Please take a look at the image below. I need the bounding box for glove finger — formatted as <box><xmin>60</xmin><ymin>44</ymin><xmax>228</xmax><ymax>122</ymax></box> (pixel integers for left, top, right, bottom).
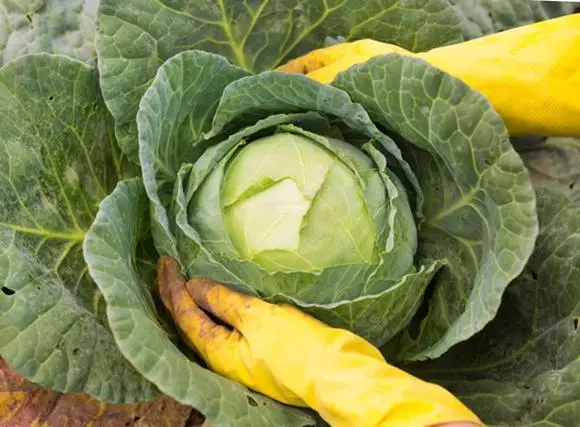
<box><xmin>155</xmin><ymin>256</ymin><xmax>184</xmax><ymax>313</ymax></box>
<box><xmin>186</xmin><ymin>277</ymin><xmax>263</xmax><ymax>331</ymax></box>
<box><xmin>171</xmin><ymin>286</ymin><xmax>241</xmax><ymax>365</ymax></box>
<box><xmin>155</xmin><ymin>256</ymin><xmax>238</xmax><ymax>359</ymax></box>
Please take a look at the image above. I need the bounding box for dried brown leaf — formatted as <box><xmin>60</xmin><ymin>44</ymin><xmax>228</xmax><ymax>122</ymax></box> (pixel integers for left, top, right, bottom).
<box><xmin>0</xmin><ymin>359</ymin><xmax>208</xmax><ymax>427</ymax></box>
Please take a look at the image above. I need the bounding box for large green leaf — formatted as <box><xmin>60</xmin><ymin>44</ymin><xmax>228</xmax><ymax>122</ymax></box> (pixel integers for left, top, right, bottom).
<box><xmin>405</xmin><ymin>189</ymin><xmax>580</xmax><ymax>426</ymax></box>
<box><xmin>0</xmin><ymin>54</ymin><xmax>156</xmax><ymax>402</ymax></box>
<box><xmin>84</xmin><ymin>178</ymin><xmax>315</xmax><ymax>427</ymax></box>
<box><xmin>96</xmin><ymin>0</ymin><xmax>468</xmax><ymax>162</ymax></box>
<box><xmin>0</xmin><ymin>0</ymin><xmax>99</xmax><ymax>66</ymax></box>
<box><xmin>334</xmin><ymin>54</ymin><xmax>538</xmax><ymax>360</ymax></box>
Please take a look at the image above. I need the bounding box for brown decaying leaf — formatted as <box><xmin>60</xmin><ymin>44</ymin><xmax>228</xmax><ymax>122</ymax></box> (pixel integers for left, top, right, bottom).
<box><xmin>0</xmin><ymin>359</ymin><xmax>208</xmax><ymax>427</ymax></box>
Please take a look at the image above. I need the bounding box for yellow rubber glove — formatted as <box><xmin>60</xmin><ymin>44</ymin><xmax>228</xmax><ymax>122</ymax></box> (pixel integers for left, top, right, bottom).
<box><xmin>156</xmin><ymin>257</ymin><xmax>482</xmax><ymax>427</ymax></box>
<box><xmin>279</xmin><ymin>14</ymin><xmax>580</xmax><ymax>137</ymax></box>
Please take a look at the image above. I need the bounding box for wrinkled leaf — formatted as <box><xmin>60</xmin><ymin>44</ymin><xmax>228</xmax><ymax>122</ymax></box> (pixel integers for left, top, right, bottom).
<box><xmin>0</xmin><ymin>0</ymin><xmax>99</xmax><ymax>66</ymax></box>
<box><xmin>84</xmin><ymin>178</ymin><xmax>315</xmax><ymax>427</ymax></box>
<box><xmin>96</xmin><ymin>0</ymin><xmax>468</xmax><ymax>162</ymax></box>
<box><xmin>138</xmin><ymin>50</ymin><xmax>250</xmax><ymax>262</ymax></box>
<box><xmin>272</xmin><ymin>262</ymin><xmax>441</xmax><ymax>346</ymax></box>
<box><xmin>406</xmin><ymin>189</ymin><xmax>580</xmax><ymax>426</ymax></box>
<box><xmin>0</xmin><ymin>358</ymin><xmax>205</xmax><ymax>426</ymax></box>
<box><xmin>0</xmin><ymin>53</ymin><xmax>155</xmax><ymax>402</ymax></box>
<box><xmin>334</xmin><ymin>54</ymin><xmax>538</xmax><ymax>360</ymax></box>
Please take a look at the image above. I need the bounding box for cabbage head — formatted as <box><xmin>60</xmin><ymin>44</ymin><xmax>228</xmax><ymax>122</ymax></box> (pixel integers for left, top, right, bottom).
<box><xmin>132</xmin><ymin>50</ymin><xmax>538</xmax><ymax>358</ymax></box>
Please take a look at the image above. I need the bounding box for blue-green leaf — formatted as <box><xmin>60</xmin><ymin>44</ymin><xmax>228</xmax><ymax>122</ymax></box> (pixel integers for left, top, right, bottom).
<box><xmin>0</xmin><ymin>53</ymin><xmax>155</xmax><ymax>402</ymax></box>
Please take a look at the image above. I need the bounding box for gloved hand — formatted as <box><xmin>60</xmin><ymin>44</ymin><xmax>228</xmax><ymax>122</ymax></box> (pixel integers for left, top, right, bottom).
<box><xmin>279</xmin><ymin>14</ymin><xmax>580</xmax><ymax>137</ymax></box>
<box><xmin>156</xmin><ymin>257</ymin><xmax>482</xmax><ymax>427</ymax></box>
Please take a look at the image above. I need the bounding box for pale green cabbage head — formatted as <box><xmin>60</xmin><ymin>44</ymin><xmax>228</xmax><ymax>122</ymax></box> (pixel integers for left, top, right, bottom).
<box><xmin>194</xmin><ymin>132</ymin><xmax>395</xmax><ymax>275</ymax></box>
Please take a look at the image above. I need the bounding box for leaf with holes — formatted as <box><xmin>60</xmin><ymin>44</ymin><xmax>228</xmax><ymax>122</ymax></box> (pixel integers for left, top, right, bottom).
<box><xmin>0</xmin><ymin>53</ymin><xmax>157</xmax><ymax>402</ymax></box>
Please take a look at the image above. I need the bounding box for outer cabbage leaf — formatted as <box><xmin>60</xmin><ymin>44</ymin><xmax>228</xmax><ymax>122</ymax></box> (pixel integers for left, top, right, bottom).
<box><xmin>96</xmin><ymin>0</ymin><xmax>468</xmax><ymax>162</ymax></box>
<box><xmin>84</xmin><ymin>178</ymin><xmax>315</xmax><ymax>427</ymax></box>
<box><xmin>405</xmin><ymin>188</ymin><xmax>580</xmax><ymax>426</ymax></box>
<box><xmin>0</xmin><ymin>54</ymin><xmax>156</xmax><ymax>402</ymax></box>
<box><xmin>333</xmin><ymin>54</ymin><xmax>538</xmax><ymax>360</ymax></box>
<box><xmin>0</xmin><ymin>0</ymin><xmax>99</xmax><ymax>66</ymax></box>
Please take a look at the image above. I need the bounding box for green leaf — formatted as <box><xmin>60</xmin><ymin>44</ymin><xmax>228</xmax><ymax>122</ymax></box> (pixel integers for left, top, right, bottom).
<box><xmin>405</xmin><ymin>189</ymin><xmax>580</xmax><ymax>426</ymax></box>
<box><xmin>518</xmin><ymin>137</ymin><xmax>580</xmax><ymax>208</ymax></box>
<box><xmin>0</xmin><ymin>53</ymin><xmax>155</xmax><ymax>402</ymax></box>
<box><xmin>137</xmin><ymin>50</ymin><xmax>250</xmax><ymax>261</ymax></box>
<box><xmin>0</xmin><ymin>0</ymin><xmax>99</xmax><ymax>66</ymax></box>
<box><xmin>84</xmin><ymin>178</ymin><xmax>315</xmax><ymax>427</ymax></box>
<box><xmin>273</xmin><ymin>261</ymin><xmax>442</xmax><ymax>346</ymax></box>
<box><xmin>96</xmin><ymin>0</ymin><xmax>468</xmax><ymax>162</ymax></box>
<box><xmin>334</xmin><ymin>54</ymin><xmax>538</xmax><ymax>360</ymax></box>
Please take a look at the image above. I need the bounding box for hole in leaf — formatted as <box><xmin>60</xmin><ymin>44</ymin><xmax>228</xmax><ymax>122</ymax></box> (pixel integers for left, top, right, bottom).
<box><xmin>574</xmin><ymin>318</ymin><xmax>579</xmax><ymax>332</ymax></box>
<box><xmin>246</xmin><ymin>395</ymin><xmax>258</xmax><ymax>407</ymax></box>
<box><xmin>48</xmin><ymin>96</ymin><xmax>54</xmax><ymax>102</ymax></box>
<box><xmin>1</xmin><ymin>286</ymin><xmax>15</xmax><ymax>296</ymax></box>
<box><xmin>72</xmin><ymin>348</ymin><xmax>80</xmax><ymax>356</ymax></box>
<box><xmin>26</xmin><ymin>14</ymin><xmax>33</xmax><ymax>24</ymax></box>
<box><xmin>569</xmin><ymin>181</ymin><xmax>576</xmax><ymax>190</ymax></box>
